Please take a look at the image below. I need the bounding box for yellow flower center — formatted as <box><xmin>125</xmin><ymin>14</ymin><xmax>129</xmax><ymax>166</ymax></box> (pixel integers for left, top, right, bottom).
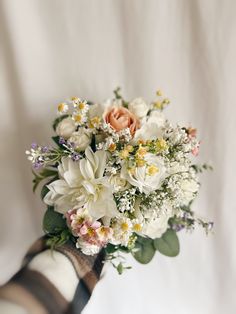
<box><xmin>147</xmin><ymin>164</ymin><xmax>159</xmax><ymax>176</ymax></box>
<box><xmin>87</xmin><ymin>227</ymin><xmax>95</xmax><ymax>237</ymax></box>
<box><xmin>75</xmin><ymin>217</ymin><xmax>85</xmax><ymax>225</ymax></box>
<box><xmin>133</xmin><ymin>223</ymin><xmax>142</xmax><ymax>232</ymax></box>
<box><xmin>74</xmin><ymin>114</ymin><xmax>82</xmax><ymax>123</ymax></box>
<box><xmin>78</xmin><ymin>102</ymin><xmax>85</xmax><ymax>110</ymax></box>
<box><xmin>121</xmin><ymin>222</ymin><xmax>129</xmax><ymax>232</ymax></box>
<box><xmin>58</xmin><ymin>103</ymin><xmax>66</xmax><ymax>112</ymax></box>
<box><xmin>71</xmin><ymin>96</ymin><xmax>79</xmax><ymax>101</ymax></box>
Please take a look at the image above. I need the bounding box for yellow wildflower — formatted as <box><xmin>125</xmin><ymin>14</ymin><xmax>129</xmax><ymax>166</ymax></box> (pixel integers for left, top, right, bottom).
<box><xmin>156</xmin><ymin>89</ymin><xmax>163</xmax><ymax>96</ymax></box>
<box><xmin>136</xmin><ymin>146</ymin><xmax>148</xmax><ymax>158</ymax></box>
<box><xmin>136</xmin><ymin>158</ymin><xmax>146</xmax><ymax>167</ymax></box>
<box><xmin>120</xmin><ymin>149</ymin><xmax>130</xmax><ymax>159</ymax></box>
<box><xmin>156</xmin><ymin>138</ymin><xmax>168</xmax><ymax>151</ymax></box>
<box><xmin>57</xmin><ymin>102</ymin><xmax>68</xmax><ymax>113</ymax></box>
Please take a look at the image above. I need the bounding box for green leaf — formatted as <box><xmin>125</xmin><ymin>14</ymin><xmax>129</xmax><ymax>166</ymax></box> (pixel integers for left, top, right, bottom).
<box><xmin>40</xmin><ymin>176</ymin><xmax>58</xmax><ymax>200</ymax></box>
<box><xmin>40</xmin><ymin>184</ymin><xmax>50</xmax><ymax>200</ymax></box>
<box><xmin>105</xmin><ymin>243</ymin><xmax>117</xmax><ymax>254</ymax></box>
<box><xmin>52</xmin><ymin>114</ymin><xmax>69</xmax><ymax>131</ymax></box>
<box><xmin>117</xmin><ymin>262</ymin><xmax>123</xmax><ymax>275</ymax></box>
<box><xmin>43</xmin><ymin>206</ymin><xmax>67</xmax><ymax>234</ymax></box>
<box><xmin>32</xmin><ymin>168</ymin><xmax>58</xmax><ymax>193</ymax></box>
<box><xmin>132</xmin><ymin>236</ymin><xmax>155</xmax><ymax>264</ymax></box>
<box><xmin>154</xmin><ymin>229</ymin><xmax>180</xmax><ymax>257</ymax></box>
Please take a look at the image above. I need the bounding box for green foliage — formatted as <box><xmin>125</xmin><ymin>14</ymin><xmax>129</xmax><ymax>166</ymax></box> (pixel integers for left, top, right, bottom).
<box><xmin>46</xmin><ymin>229</ymin><xmax>71</xmax><ymax>250</ymax></box>
<box><xmin>52</xmin><ymin>114</ymin><xmax>69</xmax><ymax>131</ymax></box>
<box><xmin>132</xmin><ymin>236</ymin><xmax>156</xmax><ymax>264</ymax></box>
<box><xmin>105</xmin><ymin>243</ymin><xmax>117</xmax><ymax>254</ymax></box>
<box><xmin>43</xmin><ymin>206</ymin><xmax>67</xmax><ymax>234</ymax></box>
<box><xmin>113</xmin><ymin>87</ymin><xmax>128</xmax><ymax>108</ymax></box>
<box><xmin>154</xmin><ymin>229</ymin><xmax>180</xmax><ymax>257</ymax></box>
<box><xmin>40</xmin><ymin>184</ymin><xmax>50</xmax><ymax>200</ymax></box>
<box><xmin>32</xmin><ymin>168</ymin><xmax>58</xmax><ymax>192</ymax></box>
<box><xmin>191</xmin><ymin>163</ymin><xmax>213</xmax><ymax>173</ymax></box>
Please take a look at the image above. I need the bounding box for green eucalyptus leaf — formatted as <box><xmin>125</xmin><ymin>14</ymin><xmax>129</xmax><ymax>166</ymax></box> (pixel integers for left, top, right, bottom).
<box><xmin>154</xmin><ymin>229</ymin><xmax>180</xmax><ymax>257</ymax></box>
<box><xmin>132</xmin><ymin>236</ymin><xmax>155</xmax><ymax>264</ymax></box>
<box><xmin>117</xmin><ymin>263</ymin><xmax>123</xmax><ymax>275</ymax></box>
<box><xmin>43</xmin><ymin>206</ymin><xmax>67</xmax><ymax>234</ymax></box>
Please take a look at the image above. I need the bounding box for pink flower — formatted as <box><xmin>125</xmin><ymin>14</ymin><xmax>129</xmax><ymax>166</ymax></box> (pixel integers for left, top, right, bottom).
<box><xmin>192</xmin><ymin>142</ymin><xmax>200</xmax><ymax>156</ymax></box>
<box><xmin>104</xmin><ymin>106</ymin><xmax>140</xmax><ymax>136</ymax></box>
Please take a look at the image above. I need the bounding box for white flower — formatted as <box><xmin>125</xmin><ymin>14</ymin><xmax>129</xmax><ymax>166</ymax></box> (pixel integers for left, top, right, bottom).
<box><xmin>56</xmin><ymin>117</ymin><xmax>76</xmax><ymax>139</ymax></box>
<box><xmin>181</xmin><ymin>178</ymin><xmax>199</xmax><ymax>205</ymax></box>
<box><xmin>133</xmin><ymin>123</ymin><xmax>163</xmax><ymax>143</ymax></box>
<box><xmin>88</xmin><ymin>99</ymin><xmax>122</xmax><ymax>120</ymax></box>
<box><xmin>128</xmin><ymin>98</ymin><xmax>149</xmax><ymax>118</ymax></box>
<box><xmin>142</xmin><ymin>212</ymin><xmax>171</xmax><ymax>239</ymax></box>
<box><xmin>121</xmin><ymin>153</ymin><xmax>166</xmax><ymax>194</ymax></box>
<box><xmin>147</xmin><ymin>110</ymin><xmax>166</xmax><ymax>127</ymax></box>
<box><xmin>76</xmin><ymin>238</ymin><xmax>100</xmax><ymax>255</ymax></box>
<box><xmin>111</xmin><ymin>217</ymin><xmax>133</xmax><ymax>246</ymax></box>
<box><xmin>44</xmin><ymin>147</ymin><xmax>118</xmax><ymax>221</ymax></box>
<box><xmin>132</xmin><ymin>111</ymin><xmax>166</xmax><ymax>144</ymax></box>
<box><xmin>68</xmin><ymin>128</ymin><xmax>92</xmax><ymax>151</ymax></box>
<box><xmin>109</xmin><ymin>174</ymin><xmax>131</xmax><ymax>192</ymax></box>
<box><xmin>167</xmin><ymin>161</ymin><xmax>189</xmax><ymax>175</ymax></box>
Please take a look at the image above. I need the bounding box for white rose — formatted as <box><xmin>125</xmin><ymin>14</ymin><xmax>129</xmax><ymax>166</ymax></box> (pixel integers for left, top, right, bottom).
<box><xmin>128</xmin><ymin>98</ymin><xmax>149</xmax><ymax>118</ymax></box>
<box><xmin>109</xmin><ymin>174</ymin><xmax>131</xmax><ymax>192</ymax></box>
<box><xmin>56</xmin><ymin>117</ymin><xmax>76</xmax><ymax>139</ymax></box>
<box><xmin>181</xmin><ymin>179</ymin><xmax>199</xmax><ymax>205</ymax></box>
<box><xmin>68</xmin><ymin>128</ymin><xmax>92</xmax><ymax>151</ymax></box>
<box><xmin>133</xmin><ymin>122</ymin><xmax>164</xmax><ymax>143</ymax></box>
<box><xmin>121</xmin><ymin>153</ymin><xmax>166</xmax><ymax>194</ymax></box>
<box><xmin>147</xmin><ymin>110</ymin><xmax>166</xmax><ymax>127</ymax></box>
<box><xmin>142</xmin><ymin>213</ymin><xmax>171</xmax><ymax>239</ymax></box>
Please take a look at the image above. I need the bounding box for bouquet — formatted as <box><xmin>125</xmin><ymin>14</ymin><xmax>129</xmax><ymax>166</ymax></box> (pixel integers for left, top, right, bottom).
<box><xmin>26</xmin><ymin>88</ymin><xmax>213</xmax><ymax>273</ymax></box>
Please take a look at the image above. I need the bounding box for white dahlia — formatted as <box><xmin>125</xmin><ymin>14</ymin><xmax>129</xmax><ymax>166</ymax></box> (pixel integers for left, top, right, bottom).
<box><xmin>44</xmin><ymin>147</ymin><xmax>118</xmax><ymax>221</ymax></box>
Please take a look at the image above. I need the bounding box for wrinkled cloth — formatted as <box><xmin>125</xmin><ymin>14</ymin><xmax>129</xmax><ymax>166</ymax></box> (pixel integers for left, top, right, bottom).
<box><xmin>0</xmin><ymin>1</ymin><xmax>236</xmax><ymax>313</ymax></box>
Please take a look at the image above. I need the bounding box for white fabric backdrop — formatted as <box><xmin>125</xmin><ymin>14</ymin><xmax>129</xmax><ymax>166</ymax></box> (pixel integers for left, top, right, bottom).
<box><xmin>0</xmin><ymin>0</ymin><xmax>235</xmax><ymax>313</ymax></box>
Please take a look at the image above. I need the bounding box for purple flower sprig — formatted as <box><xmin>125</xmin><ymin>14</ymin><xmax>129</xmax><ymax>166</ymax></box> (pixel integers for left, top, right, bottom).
<box><xmin>26</xmin><ymin>142</ymin><xmax>61</xmax><ymax>169</ymax></box>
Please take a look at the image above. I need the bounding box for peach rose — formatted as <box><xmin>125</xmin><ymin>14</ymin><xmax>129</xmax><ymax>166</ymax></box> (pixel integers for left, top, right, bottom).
<box><xmin>104</xmin><ymin>106</ymin><xmax>140</xmax><ymax>136</ymax></box>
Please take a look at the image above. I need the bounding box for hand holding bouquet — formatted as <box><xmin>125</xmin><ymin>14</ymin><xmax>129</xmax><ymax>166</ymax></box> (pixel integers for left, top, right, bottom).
<box><xmin>26</xmin><ymin>88</ymin><xmax>213</xmax><ymax>273</ymax></box>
